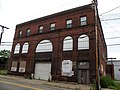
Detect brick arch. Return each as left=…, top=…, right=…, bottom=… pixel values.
left=22, top=42, right=29, bottom=53
left=14, top=43, right=20, bottom=54
left=63, top=36, right=73, bottom=51
left=78, top=34, right=89, bottom=50
left=35, top=39, right=53, bottom=53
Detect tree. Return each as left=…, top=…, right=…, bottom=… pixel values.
left=0, top=50, right=10, bottom=58
left=0, top=50, right=10, bottom=65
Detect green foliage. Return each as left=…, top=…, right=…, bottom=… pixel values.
left=0, top=69, right=7, bottom=75
left=100, top=75, right=115, bottom=88
left=75, top=87, right=81, bottom=90
left=90, top=84, right=96, bottom=90
left=0, top=50, right=10, bottom=65
left=100, top=75, right=120, bottom=90
left=0, top=50, right=10, bottom=58
left=113, top=82, right=120, bottom=90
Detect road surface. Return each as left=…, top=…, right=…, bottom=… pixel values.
left=0, top=77, right=73, bottom=90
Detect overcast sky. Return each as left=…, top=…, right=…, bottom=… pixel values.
left=0, top=0, right=120, bottom=60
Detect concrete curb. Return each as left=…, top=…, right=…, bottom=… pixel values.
left=0, top=75, right=113, bottom=90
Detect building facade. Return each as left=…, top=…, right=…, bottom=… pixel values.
left=8, top=4, right=107, bottom=84
left=107, top=60, right=120, bottom=80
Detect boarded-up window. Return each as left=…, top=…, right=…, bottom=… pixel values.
left=11, top=61, right=18, bottom=71
left=78, top=34, right=89, bottom=50
left=19, top=61, right=26, bottom=72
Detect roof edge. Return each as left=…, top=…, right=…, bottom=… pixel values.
left=17, top=3, right=93, bottom=27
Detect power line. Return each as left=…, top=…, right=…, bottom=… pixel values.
left=1, top=39, right=120, bottom=47
left=107, top=44, right=120, bottom=46
left=106, top=36, right=120, bottom=40
left=103, top=21, right=120, bottom=35
left=1, top=42, right=13, bottom=43
left=101, top=18, right=120, bottom=21
left=100, top=5, right=120, bottom=16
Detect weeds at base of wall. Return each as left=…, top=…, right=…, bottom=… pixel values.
left=24, top=74, right=32, bottom=79
left=90, top=84, right=96, bottom=90
left=75, top=87, right=81, bottom=90
left=108, top=82, right=120, bottom=90
left=100, top=75, right=120, bottom=90
left=0, top=69, right=7, bottom=75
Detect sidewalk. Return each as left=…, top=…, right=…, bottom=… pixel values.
left=0, top=75, right=112, bottom=90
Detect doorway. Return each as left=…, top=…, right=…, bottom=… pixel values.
left=77, top=62, right=90, bottom=84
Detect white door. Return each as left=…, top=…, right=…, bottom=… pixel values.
left=34, top=63, right=51, bottom=80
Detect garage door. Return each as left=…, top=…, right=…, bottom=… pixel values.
left=34, top=63, right=51, bottom=80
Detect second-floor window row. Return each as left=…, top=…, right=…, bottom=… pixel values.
left=18, top=16, right=87, bottom=37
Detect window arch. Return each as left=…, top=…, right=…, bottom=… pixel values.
left=26, top=28, right=30, bottom=36
left=22, top=42, right=29, bottom=53
left=18, top=30, right=22, bottom=38
left=14, top=43, right=20, bottom=54
left=78, top=34, right=89, bottom=50
left=63, top=36, right=73, bottom=51
left=36, top=40, right=53, bottom=52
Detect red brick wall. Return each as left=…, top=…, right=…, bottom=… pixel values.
left=8, top=4, right=107, bottom=83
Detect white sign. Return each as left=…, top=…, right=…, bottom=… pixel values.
left=11, top=67, right=17, bottom=71
left=61, top=60, right=73, bottom=77
left=19, top=68, right=25, bottom=72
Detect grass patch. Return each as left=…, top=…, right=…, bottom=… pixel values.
left=101, top=75, right=120, bottom=90
left=113, top=82, right=120, bottom=90
left=0, top=69, right=7, bottom=75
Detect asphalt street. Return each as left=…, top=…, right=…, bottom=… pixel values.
left=0, top=77, right=73, bottom=90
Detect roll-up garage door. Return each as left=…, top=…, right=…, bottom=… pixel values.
left=34, top=63, right=51, bottom=80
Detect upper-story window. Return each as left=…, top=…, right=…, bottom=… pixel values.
left=26, top=28, right=30, bottom=36
left=18, top=31, right=22, bottom=38
left=38, top=26, right=43, bottom=33
left=80, top=16, right=87, bottom=26
left=66, top=19, right=72, bottom=28
left=78, top=34, right=89, bottom=50
left=14, top=43, right=20, bottom=54
left=36, top=40, right=53, bottom=53
left=22, top=42, right=29, bottom=53
left=50, top=23, right=55, bottom=31
left=63, top=36, right=73, bottom=51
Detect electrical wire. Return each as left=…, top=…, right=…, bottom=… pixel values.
left=100, top=5, right=120, bottom=16
left=106, top=36, right=120, bottom=40
left=103, top=21, right=120, bottom=35
left=101, top=18, right=120, bottom=21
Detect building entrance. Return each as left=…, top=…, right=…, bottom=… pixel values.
left=77, top=62, right=90, bottom=84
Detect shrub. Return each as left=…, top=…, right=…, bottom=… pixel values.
left=100, top=75, right=115, bottom=88
left=0, top=69, right=7, bottom=75
left=113, top=82, right=120, bottom=90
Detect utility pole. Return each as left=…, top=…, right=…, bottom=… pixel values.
left=92, top=0, right=101, bottom=90
left=0, top=25, right=9, bottom=45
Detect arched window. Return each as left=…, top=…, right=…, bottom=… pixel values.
left=14, top=43, right=20, bottom=54
left=18, top=30, right=22, bottom=38
left=63, top=36, right=73, bottom=51
left=78, top=34, right=89, bottom=50
left=36, top=40, right=53, bottom=52
left=26, top=28, right=30, bottom=36
left=22, top=42, right=29, bottom=53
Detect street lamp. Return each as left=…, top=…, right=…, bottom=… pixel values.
left=0, top=25, right=9, bottom=45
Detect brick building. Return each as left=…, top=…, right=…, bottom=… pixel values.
left=107, top=60, right=120, bottom=80
left=8, top=4, right=107, bottom=84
